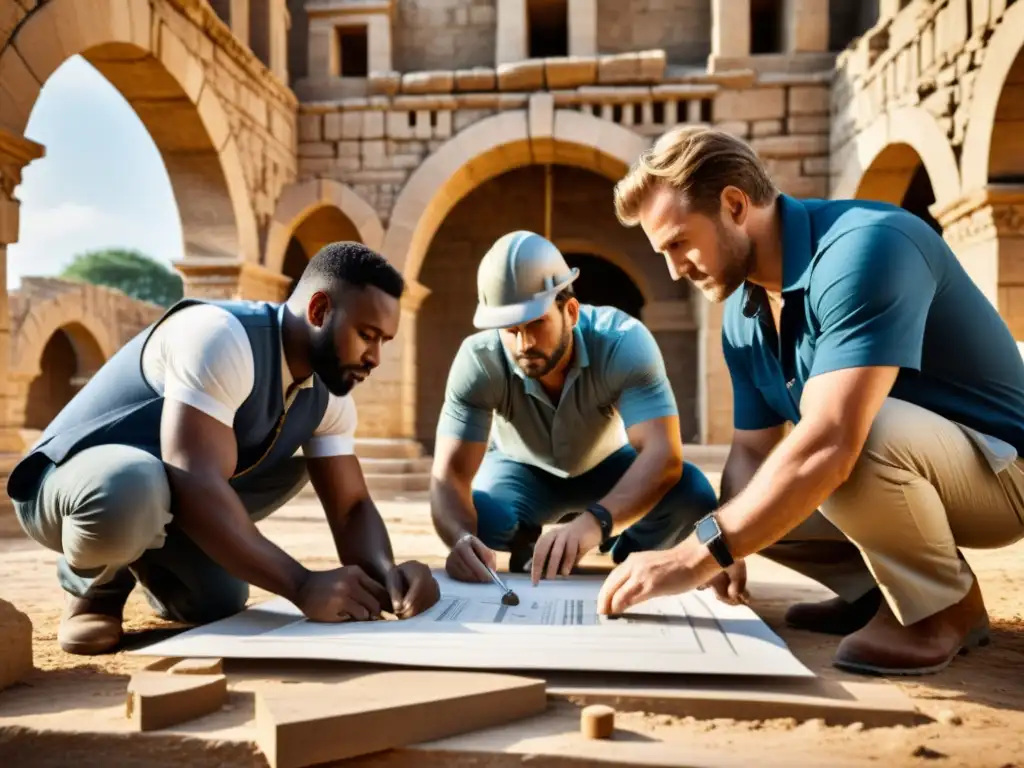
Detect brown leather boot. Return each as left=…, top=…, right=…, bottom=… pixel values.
left=785, top=587, right=882, bottom=636
left=57, top=593, right=127, bottom=655
left=833, top=577, right=990, bottom=676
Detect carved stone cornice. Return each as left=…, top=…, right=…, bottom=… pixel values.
left=936, top=184, right=1024, bottom=248
left=0, top=129, right=44, bottom=201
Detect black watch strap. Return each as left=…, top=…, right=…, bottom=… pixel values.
left=585, top=503, right=613, bottom=545
left=695, top=512, right=734, bottom=568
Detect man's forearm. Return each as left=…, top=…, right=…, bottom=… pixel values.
left=430, top=476, right=477, bottom=548
left=166, top=466, right=309, bottom=603
left=327, top=499, right=396, bottom=584
left=599, top=448, right=682, bottom=534
left=716, top=420, right=854, bottom=558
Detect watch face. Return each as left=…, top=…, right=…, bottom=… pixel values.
left=695, top=516, right=719, bottom=544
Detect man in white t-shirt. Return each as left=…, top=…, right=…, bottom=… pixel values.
left=9, top=242, right=440, bottom=655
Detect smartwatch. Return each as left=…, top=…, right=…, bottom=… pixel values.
left=694, top=512, right=734, bottom=568
left=585, top=503, right=614, bottom=545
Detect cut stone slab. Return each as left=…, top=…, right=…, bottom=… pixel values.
left=0, top=598, right=32, bottom=691
left=254, top=670, right=547, bottom=768
left=168, top=657, right=224, bottom=676
left=125, top=671, right=228, bottom=731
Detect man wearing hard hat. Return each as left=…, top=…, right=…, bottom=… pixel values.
left=429, top=230, right=719, bottom=587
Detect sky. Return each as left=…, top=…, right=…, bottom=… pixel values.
left=8, top=55, right=183, bottom=289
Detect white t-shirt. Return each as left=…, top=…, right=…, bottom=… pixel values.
left=141, top=304, right=356, bottom=458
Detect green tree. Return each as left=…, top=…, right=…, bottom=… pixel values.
left=61, top=248, right=184, bottom=308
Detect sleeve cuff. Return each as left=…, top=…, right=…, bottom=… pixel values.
left=303, top=434, right=356, bottom=458
left=162, top=383, right=237, bottom=427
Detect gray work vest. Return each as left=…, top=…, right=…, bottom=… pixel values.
left=6, top=298, right=329, bottom=502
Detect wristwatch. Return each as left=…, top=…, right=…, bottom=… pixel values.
left=694, top=512, right=734, bottom=568
left=585, top=503, right=614, bottom=545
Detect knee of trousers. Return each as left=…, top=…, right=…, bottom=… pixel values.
left=471, top=488, right=526, bottom=551
left=160, top=579, right=250, bottom=625
left=63, top=453, right=172, bottom=571
left=652, top=462, right=720, bottom=525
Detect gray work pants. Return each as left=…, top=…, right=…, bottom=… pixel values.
left=13, top=444, right=309, bottom=624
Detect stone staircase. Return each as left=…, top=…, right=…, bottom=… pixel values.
left=355, top=438, right=432, bottom=497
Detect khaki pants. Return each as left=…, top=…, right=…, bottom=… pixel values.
left=760, top=397, right=1024, bottom=626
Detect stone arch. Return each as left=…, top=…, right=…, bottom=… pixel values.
left=381, top=109, right=651, bottom=283
left=264, top=179, right=385, bottom=276
left=0, top=0, right=260, bottom=262
left=960, top=0, right=1024, bottom=192
left=831, top=106, right=961, bottom=210
left=12, top=301, right=118, bottom=382
left=553, top=236, right=655, bottom=305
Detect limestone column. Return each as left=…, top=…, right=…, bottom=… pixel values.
left=268, top=0, right=290, bottom=82
left=711, top=0, right=751, bottom=59
left=308, top=20, right=335, bottom=78
left=496, top=0, right=528, bottom=65
left=695, top=298, right=734, bottom=446
left=399, top=279, right=431, bottom=442
left=367, top=14, right=393, bottom=73
left=0, top=129, right=45, bottom=503
left=568, top=0, right=597, bottom=56
left=938, top=184, right=1024, bottom=339
left=782, top=0, right=829, bottom=53
left=641, top=300, right=701, bottom=443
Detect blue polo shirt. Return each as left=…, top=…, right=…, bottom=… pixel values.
left=722, top=194, right=1024, bottom=462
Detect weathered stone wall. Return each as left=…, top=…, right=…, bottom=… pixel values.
left=393, top=0, right=498, bottom=72
left=596, top=0, right=711, bottom=64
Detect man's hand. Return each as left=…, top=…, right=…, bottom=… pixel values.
left=597, top=547, right=717, bottom=616
left=698, top=560, right=749, bottom=606
left=385, top=561, right=441, bottom=618
left=446, top=533, right=497, bottom=583
left=531, top=513, right=603, bottom=585
left=295, top=565, right=391, bottom=622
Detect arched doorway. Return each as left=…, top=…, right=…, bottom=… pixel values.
left=280, top=206, right=365, bottom=291
left=854, top=143, right=942, bottom=232
left=24, top=324, right=106, bottom=431
left=414, top=163, right=687, bottom=449
left=562, top=253, right=645, bottom=319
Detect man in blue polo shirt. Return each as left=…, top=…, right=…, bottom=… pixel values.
left=429, top=231, right=718, bottom=586
left=602, top=125, right=1024, bottom=676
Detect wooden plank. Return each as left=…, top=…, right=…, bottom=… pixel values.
left=543, top=672, right=924, bottom=727
left=254, top=669, right=547, bottom=768
left=125, top=671, right=228, bottom=731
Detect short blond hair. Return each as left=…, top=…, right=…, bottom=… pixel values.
left=613, top=126, right=778, bottom=226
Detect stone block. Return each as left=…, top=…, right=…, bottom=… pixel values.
left=455, top=67, right=496, bottom=91
left=363, top=110, right=385, bottom=139
left=714, top=88, right=785, bottom=122
left=296, top=113, right=319, bottom=142
left=434, top=110, right=453, bottom=139
left=324, top=112, right=363, bottom=140
left=369, top=70, right=401, bottom=96
left=497, top=60, right=545, bottom=91
left=598, top=52, right=640, bottom=84
left=387, top=111, right=414, bottom=139
left=402, top=70, right=455, bottom=95
left=751, top=134, right=830, bottom=157
left=751, top=119, right=783, bottom=137
left=787, top=115, right=830, bottom=134
left=299, top=142, right=335, bottom=158
left=788, top=85, right=830, bottom=115
left=716, top=121, right=749, bottom=137
left=802, top=156, right=830, bottom=176
left=764, top=158, right=802, bottom=178
left=389, top=154, right=422, bottom=170
left=780, top=175, right=829, bottom=198
left=337, top=140, right=361, bottom=158
left=0, top=599, right=32, bottom=691
left=362, top=140, right=387, bottom=165
left=333, top=156, right=362, bottom=172
left=637, top=49, right=667, bottom=82
left=545, top=56, right=597, bottom=89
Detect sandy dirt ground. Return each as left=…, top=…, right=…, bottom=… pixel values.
left=1, top=476, right=1023, bottom=767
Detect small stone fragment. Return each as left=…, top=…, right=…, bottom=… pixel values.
left=0, top=599, right=33, bottom=691
left=937, top=709, right=962, bottom=726
left=912, top=745, right=947, bottom=760
left=847, top=721, right=865, bottom=732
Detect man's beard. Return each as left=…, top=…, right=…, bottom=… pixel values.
left=309, top=329, right=366, bottom=396
left=701, top=220, right=756, bottom=303
left=516, top=315, right=572, bottom=379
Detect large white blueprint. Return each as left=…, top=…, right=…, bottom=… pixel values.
left=135, top=571, right=813, bottom=678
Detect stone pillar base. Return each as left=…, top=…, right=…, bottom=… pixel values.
left=175, top=259, right=294, bottom=302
